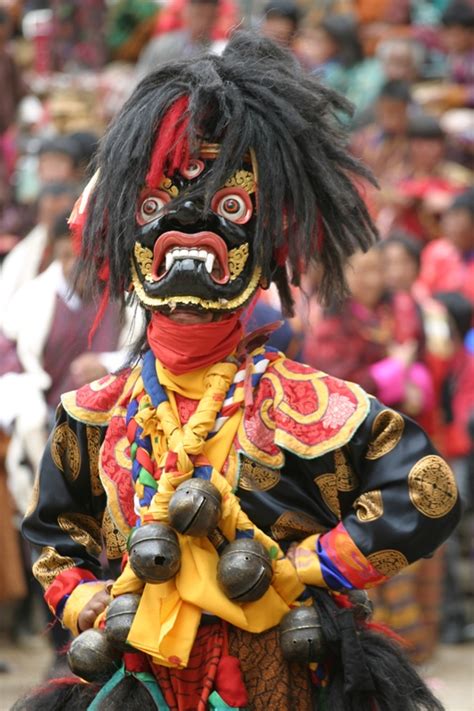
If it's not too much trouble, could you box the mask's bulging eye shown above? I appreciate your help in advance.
[181,159,205,180]
[137,191,170,225]
[211,187,253,224]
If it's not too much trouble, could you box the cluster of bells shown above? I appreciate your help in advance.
[68,479,371,682]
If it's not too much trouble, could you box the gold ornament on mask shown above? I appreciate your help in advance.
[160,177,179,198]
[134,243,154,282]
[224,170,256,194]
[199,143,221,158]
[131,260,262,311]
[228,243,249,281]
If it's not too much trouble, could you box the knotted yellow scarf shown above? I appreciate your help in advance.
[111,356,303,668]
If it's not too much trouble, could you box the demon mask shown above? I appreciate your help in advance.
[131,144,262,314]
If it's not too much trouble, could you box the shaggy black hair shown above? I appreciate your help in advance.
[79,31,377,316]
[310,588,445,711]
[11,676,157,711]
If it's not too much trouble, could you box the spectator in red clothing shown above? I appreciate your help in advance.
[303,247,434,418]
[381,232,454,437]
[432,291,474,644]
[303,246,440,659]
[433,292,474,469]
[387,116,471,244]
[418,188,474,303]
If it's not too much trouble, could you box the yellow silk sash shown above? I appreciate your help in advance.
[111,356,304,668]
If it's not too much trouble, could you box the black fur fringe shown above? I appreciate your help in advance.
[311,588,444,711]
[11,675,156,711]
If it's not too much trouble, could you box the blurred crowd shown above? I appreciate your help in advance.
[0,0,472,679]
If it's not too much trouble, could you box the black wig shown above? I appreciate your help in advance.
[78,31,377,315]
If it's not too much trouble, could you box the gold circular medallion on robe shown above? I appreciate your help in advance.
[238,458,281,491]
[270,510,327,541]
[365,409,404,460]
[314,473,341,518]
[50,423,81,479]
[354,490,383,522]
[58,513,102,556]
[368,549,408,577]
[408,455,458,518]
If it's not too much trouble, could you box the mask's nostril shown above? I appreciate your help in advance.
[175,201,200,225]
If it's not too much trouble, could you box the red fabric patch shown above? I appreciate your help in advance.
[215,655,249,706]
[74,369,132,415]
[150,623,225,711]
[165,451,178,471]
[123,651,150,673]
[101,413,136,527]
[240,359,362,458]
[45,568,97,613]
[175,393,199,424]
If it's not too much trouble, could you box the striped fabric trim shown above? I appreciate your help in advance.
[209,348,279,437]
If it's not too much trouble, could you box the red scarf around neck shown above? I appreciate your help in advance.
[147,311,243,374]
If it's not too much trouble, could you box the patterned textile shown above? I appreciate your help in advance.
[228,626,313,711]
[151,624,224,711]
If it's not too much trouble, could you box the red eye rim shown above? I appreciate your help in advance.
[181,159,205,180]
[211,187,253,224]
[136,189,171,225]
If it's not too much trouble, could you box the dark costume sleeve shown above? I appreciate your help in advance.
[292,397,461,590]
[22,404,108,629]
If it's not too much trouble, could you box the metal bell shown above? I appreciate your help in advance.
[279,606,327,663]
[128,522,181,583]
[347,589,373,622]
[169,479,222,537]
[105,593,141,648]
[67,628,122,682]
[217,538,273,603]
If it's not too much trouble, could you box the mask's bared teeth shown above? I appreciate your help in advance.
[205,253,215,273]
[165,253,174,271]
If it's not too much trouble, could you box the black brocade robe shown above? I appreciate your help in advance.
[22,356,460,706]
